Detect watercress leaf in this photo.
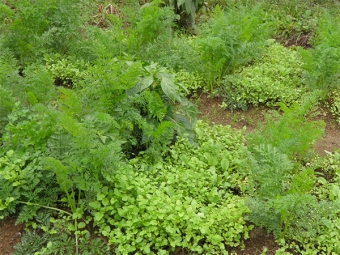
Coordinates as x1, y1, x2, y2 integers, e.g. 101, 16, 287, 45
94, 212, 104, 222
89, 201, 101, 209
200, 225, 208, 234
97, 193, 105, 201
78, 222, 86, 229
221, 158, 230, 172
102, 197, 109, 206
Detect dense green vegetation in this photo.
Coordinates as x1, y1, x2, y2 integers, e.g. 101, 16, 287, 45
1, 0, 340, 254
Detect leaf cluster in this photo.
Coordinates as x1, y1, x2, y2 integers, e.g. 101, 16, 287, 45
299, 11, 340, 92
247, 93, 325, 160
196, 4, 272, 90
220, 43, 306, 110
89, 121, 251, 254
0, 0, 90, 66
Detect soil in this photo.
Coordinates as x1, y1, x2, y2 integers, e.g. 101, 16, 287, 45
0, 217, 24, 255
1, 94, 340, 255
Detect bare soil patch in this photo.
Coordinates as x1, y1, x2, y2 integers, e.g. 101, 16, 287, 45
0, 217, 24, 255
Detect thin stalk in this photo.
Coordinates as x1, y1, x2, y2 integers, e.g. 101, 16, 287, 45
17, 201, 72, 216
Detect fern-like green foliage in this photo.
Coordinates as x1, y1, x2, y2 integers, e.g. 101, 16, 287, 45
242, 143, 321, 239
247, 93, 325, 160
13, 231, 49, 255
300, 11, 340, 92
196, 4, 272, 90
247, 144, 294, 198
1, 0, 86, 66
125, 0, 176, 54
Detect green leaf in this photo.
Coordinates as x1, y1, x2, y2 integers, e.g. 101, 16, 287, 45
72, 208, 83, 219
94, 212, 104, 221
78, 222, 86, 229
126, 76, 154, 96
97, 193, 105, 201
89, 201, 101, 209
177, 0, 186, 7
68, 223, 76, 231
221, 158, 230, 172
165, 186, 174, 197
204, 152, 218, 166
161, 76, 181, 102
200, 225, 208, 234
102, 197, 109, 206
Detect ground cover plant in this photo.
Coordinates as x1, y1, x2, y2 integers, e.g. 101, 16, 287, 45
1, 0, 340, 254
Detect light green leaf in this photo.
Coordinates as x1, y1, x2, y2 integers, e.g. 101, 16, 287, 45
221, 158, 229, 172
166, 186, 174, 197
89, 201, 101, 209
97, 193, 105, 201
68, 224, 76, 231
94, 212, 104, 221
200, 226, 208, 234
78, 222, 86, 229
102, 197, 109, 206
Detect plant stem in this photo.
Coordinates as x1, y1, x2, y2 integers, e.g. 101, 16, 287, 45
17, 201, 72, 216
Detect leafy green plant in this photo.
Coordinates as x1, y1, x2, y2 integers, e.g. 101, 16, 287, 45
14, 212, 111, 255
265, 1, 318, 44
220, 42, 307, 110
139, 34, 203, 73
125, 0, 176, 54
167, 0, 205, 30
300, 11, 340, 92
243, 143, 317, 239
196, 4, 271, 91
44, 54, 90, 88
174, 70, 205, 96
90, 121, 251, 254
1, 0, 88, 66
327, 89, 340, 123
247, 93, 325, 160
0, 96, 126, 253
121, 62, 198, 158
